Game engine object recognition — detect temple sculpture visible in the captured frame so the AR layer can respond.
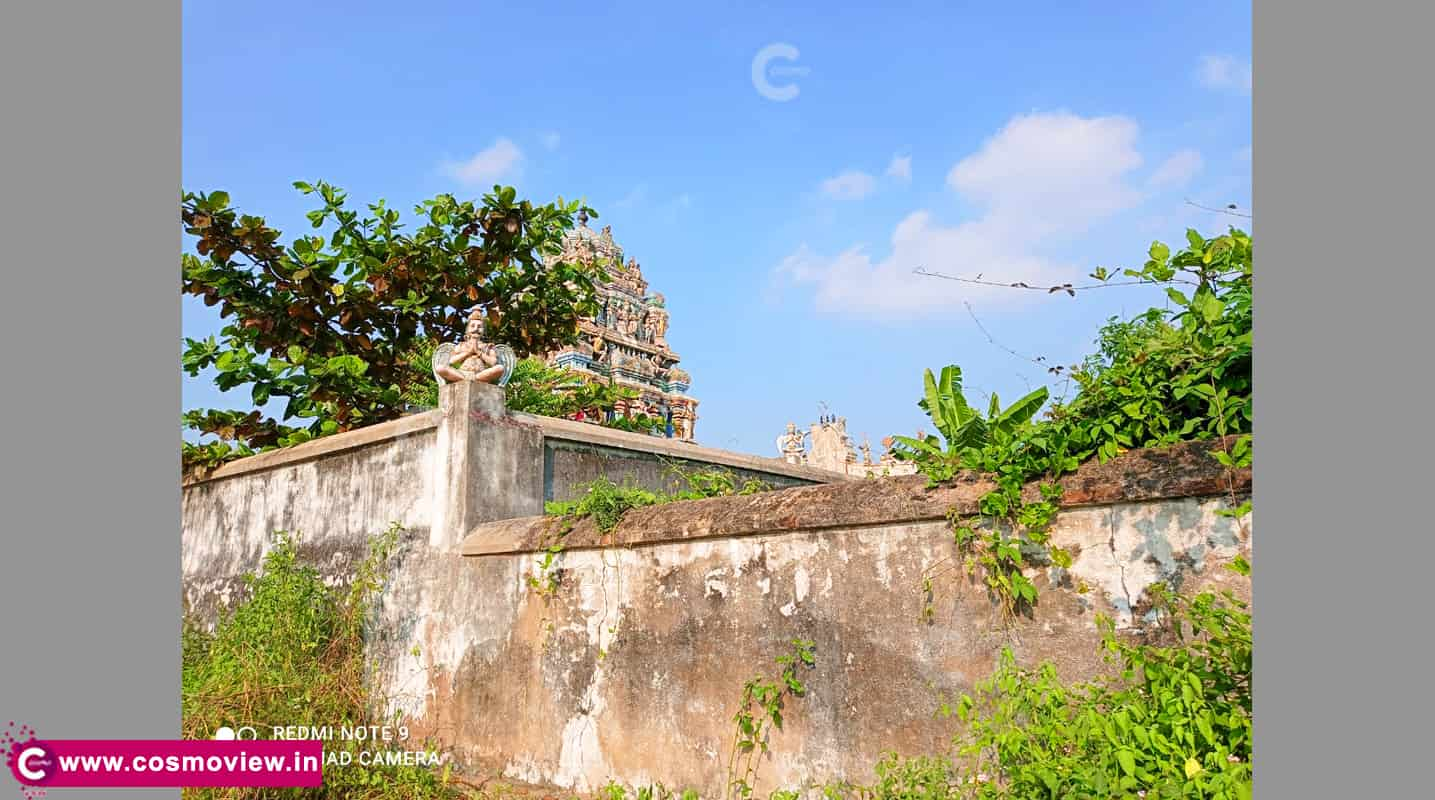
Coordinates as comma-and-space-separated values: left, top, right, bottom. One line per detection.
776, 422, 807, 465
541, 212, 700, 441
433, 310, 516, 386
776, 415, 919, 477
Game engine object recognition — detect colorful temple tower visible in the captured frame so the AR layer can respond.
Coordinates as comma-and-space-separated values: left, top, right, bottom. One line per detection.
543, 212, 700, 441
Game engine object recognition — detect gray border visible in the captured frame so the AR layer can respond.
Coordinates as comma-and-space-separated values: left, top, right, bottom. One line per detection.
1258, 2, 1433, 796
0, 0, 180, 789
0, 1, 1429, 795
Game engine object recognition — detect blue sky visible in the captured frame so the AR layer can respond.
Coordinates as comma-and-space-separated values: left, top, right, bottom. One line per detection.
183, 1, 1251, 456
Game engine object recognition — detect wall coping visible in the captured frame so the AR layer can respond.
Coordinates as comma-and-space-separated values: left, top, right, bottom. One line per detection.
181, 404, 844, 489
511, 410, 849, 484
182, 410, 443, 487
461, 437, 1252, 557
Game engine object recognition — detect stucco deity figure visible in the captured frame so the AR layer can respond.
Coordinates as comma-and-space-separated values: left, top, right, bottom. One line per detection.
433, 310, 514, 386
647, 310, 669, 345
776, 422, 807, 465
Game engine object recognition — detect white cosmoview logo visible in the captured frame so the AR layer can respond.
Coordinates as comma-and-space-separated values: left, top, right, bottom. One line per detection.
17, 745, 54, 781
751, 43, 809, 101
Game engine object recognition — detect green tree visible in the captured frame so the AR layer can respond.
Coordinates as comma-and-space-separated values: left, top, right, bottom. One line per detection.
181, 182, 608, 466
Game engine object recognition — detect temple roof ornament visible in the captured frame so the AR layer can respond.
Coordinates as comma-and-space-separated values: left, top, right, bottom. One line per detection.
780, 415, 919, 477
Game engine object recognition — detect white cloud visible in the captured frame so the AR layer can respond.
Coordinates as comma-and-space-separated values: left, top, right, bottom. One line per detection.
947, 111, 1144, 237
886, 154, 912, 182
775, 213, 1076, 316
441, 138, 523, 185
776, 111, 1151, 317
541, 131, 561, 150
820, 170, 877, 199
1149, 149, 1204, 188
1197, 54, 1252, 94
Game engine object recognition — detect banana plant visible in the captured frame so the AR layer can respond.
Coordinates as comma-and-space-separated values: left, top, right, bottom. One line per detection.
890, 365, 1049, 482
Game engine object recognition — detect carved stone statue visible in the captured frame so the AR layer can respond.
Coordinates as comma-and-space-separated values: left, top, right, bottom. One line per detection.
776, 422, 808, 465
433, 311, 513, 386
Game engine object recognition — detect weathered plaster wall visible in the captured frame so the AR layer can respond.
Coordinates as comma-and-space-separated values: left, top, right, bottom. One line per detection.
386, 439, 1251, 794
181, 414, 441, 622
181, 383, 1250, 795
182, 383, 833, 624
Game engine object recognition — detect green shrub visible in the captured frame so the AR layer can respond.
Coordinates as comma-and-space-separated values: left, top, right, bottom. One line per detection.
181, 526, 460, 799
949, 588, 1252, 799
892, 228, 1252, 618
545, 467, 773, 532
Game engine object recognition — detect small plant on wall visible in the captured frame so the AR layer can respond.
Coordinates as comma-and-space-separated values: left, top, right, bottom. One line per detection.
724, 639, 817, 800
532, 468, 774, 599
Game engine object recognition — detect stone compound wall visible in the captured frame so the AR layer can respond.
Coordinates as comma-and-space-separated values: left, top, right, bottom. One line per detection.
182, 384, 1251, 795
402, 444, 1247, 794
183, 381, 840, 622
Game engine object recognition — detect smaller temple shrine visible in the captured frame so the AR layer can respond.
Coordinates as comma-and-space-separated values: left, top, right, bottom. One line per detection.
776, 415, 918, 478
541, 212, 700, 441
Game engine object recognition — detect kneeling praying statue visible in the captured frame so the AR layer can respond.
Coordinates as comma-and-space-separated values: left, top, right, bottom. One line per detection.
433, 310, 515, 387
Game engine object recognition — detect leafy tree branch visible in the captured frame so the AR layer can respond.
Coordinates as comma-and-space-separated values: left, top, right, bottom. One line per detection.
181, 182, 609, 476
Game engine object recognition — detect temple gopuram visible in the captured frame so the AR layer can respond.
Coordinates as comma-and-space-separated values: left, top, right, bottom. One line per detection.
542, 212, 700, 441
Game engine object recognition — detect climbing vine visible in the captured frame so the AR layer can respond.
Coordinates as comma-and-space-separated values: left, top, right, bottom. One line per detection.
892, 228, 1252, 619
